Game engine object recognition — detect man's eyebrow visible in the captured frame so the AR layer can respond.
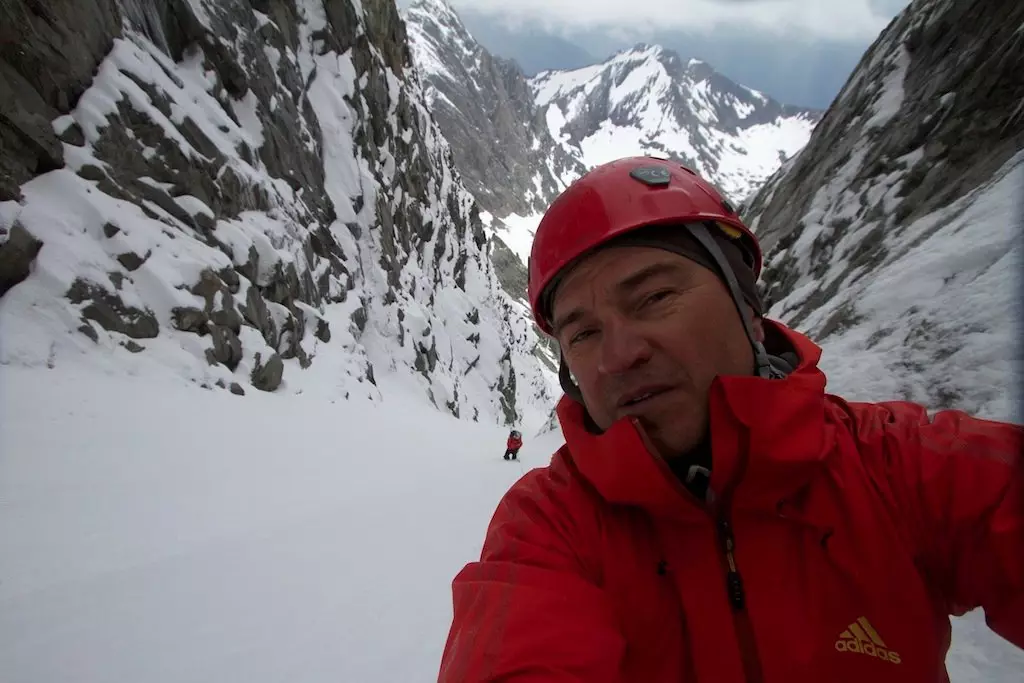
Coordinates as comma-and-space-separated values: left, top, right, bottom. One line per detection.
616, 261, 686, 293
552, 307, 585, 337
551, 261, 686, 335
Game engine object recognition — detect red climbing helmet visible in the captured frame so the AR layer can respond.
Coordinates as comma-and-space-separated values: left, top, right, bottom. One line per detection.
527, 156, 763, 335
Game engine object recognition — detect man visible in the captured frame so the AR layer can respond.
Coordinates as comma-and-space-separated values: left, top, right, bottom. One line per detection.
504, 430, 523, 460
438, 156, 1022, 682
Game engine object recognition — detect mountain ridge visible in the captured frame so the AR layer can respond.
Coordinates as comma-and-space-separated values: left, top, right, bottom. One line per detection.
403, 3, 823, 273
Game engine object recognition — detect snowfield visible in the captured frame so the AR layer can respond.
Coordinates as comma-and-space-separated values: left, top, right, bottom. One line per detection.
2, 355, 1022, 682
0, 360, 565, 683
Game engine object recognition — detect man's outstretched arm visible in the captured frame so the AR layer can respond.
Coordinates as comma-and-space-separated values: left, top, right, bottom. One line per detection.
439, 465, 624, 682
856, 402, 1023, 648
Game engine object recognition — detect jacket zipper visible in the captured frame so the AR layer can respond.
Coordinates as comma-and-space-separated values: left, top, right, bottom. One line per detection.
716, 514, 764, 683
631, 418, 766, 682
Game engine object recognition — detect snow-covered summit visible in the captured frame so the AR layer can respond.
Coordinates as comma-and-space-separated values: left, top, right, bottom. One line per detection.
531, 42, 822, 203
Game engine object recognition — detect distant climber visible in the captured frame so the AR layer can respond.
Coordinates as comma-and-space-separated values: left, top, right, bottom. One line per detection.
503, 430, 522, 460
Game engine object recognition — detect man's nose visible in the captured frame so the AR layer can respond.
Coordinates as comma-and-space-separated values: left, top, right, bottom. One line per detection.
597, 318, 652, 375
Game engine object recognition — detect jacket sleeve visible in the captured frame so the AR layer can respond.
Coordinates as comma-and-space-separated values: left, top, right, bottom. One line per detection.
438, 463, 625, 682
858, 402, 1023, 648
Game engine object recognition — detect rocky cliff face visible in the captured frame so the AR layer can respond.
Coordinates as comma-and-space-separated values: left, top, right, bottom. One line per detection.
403, 0, 585, 221
0, 0, 558, 429
0, 0, 122, 201
745, 0, 1024, 420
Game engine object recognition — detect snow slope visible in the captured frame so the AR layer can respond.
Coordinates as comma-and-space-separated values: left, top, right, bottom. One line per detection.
779, 150, 1023, 422
1, 1, 1020, 680
745, 0, 1024, 423
478, 209, 544, 270
2, 358, 1022, 682
0, 360, 562, 683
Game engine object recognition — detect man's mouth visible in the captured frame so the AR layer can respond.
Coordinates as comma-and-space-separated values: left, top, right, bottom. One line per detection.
618, 386, 673, 408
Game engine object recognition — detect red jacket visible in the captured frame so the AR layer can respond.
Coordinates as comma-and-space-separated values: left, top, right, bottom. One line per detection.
440, 323, 1022, 682
507, 435, 523, 450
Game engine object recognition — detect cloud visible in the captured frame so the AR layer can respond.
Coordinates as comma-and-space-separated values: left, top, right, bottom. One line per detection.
449, 0, 912, 42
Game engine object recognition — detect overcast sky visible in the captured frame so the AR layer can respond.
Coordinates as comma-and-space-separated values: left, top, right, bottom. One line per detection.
399, 0, 915, 107
447, 0, 911, 42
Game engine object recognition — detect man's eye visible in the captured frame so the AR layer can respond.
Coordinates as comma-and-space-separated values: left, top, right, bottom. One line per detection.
569, 329, 595, 346
641, 290, 674, 307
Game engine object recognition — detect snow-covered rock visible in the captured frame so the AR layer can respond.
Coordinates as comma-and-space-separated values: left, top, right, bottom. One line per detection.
744, 0, 1024, 422
0, 0, 558, 431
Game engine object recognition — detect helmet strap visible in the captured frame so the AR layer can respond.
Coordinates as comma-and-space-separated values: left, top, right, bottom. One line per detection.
559, 352, 584, 403
558, 353, 605, 432
686, 223, 773, 379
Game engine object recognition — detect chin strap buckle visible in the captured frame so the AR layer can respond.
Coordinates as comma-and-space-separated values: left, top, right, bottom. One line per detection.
686, 464, 711, 484
754, 341, 775, 379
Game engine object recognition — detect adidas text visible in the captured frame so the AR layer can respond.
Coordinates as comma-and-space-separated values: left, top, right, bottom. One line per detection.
835, 617, 901, 664
834, 637, 902, 664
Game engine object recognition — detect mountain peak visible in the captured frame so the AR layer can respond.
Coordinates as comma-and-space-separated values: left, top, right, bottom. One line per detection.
406, 0, 464, 29
408, 0, 454, 12
614, 42, 673, 62
529, 47, 822, 201
626, 41, 659, 53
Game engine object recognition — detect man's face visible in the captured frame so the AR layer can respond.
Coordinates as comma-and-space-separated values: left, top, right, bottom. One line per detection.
550, 245, 760, 458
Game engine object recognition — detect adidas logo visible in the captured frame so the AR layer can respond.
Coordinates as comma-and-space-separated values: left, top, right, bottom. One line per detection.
834, 617, 902, 664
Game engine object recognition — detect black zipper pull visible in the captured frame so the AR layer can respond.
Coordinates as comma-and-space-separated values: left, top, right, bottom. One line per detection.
718, 517, 747, 611
726, 570, 745, 610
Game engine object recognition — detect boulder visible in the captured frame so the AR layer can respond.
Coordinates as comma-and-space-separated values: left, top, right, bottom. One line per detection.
251, 352, 283, 391
0, 223, 43, 296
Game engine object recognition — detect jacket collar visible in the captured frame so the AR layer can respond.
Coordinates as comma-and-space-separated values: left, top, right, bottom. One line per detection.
556, 321, 834, 520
